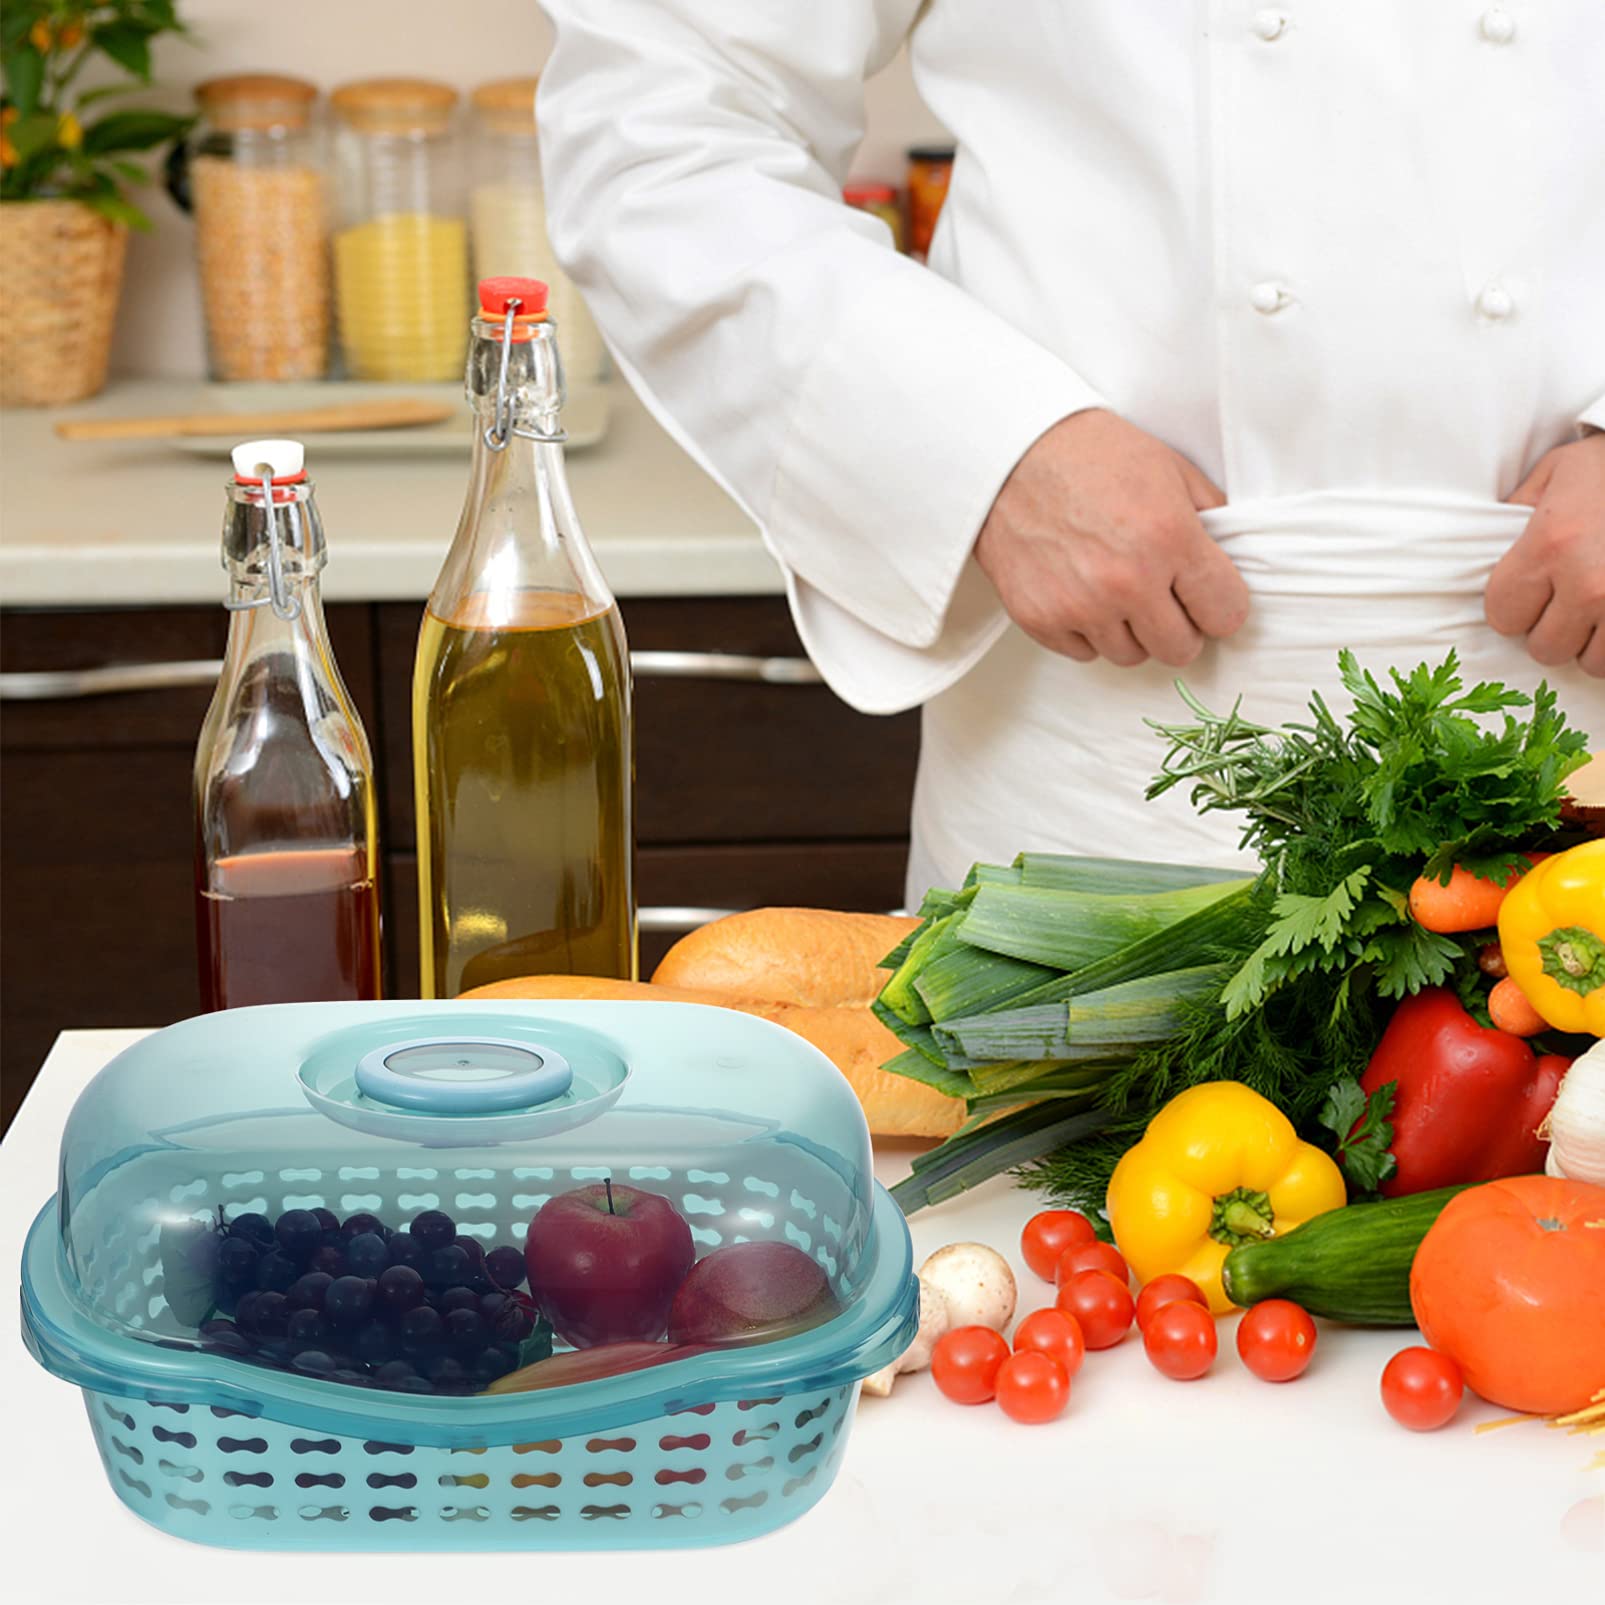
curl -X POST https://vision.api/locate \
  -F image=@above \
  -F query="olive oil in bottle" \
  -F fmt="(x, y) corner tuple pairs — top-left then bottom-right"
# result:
(413, 278), (635, 997)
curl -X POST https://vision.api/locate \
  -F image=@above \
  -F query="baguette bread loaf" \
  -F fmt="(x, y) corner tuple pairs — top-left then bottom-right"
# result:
(650, 908), (917, 1007)
(459, 972), (963, 1138)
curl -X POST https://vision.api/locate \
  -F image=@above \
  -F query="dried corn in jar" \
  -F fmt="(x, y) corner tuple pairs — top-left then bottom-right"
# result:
(188, 75), (330, 381)
(468, 77), (607, 385)
(329, 79), (468, 382)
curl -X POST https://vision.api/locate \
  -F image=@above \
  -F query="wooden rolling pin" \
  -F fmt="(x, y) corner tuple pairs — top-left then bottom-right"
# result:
(54, 397), (454, 442)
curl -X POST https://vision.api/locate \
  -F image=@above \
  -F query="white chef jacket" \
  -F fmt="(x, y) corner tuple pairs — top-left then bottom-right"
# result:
(536, 2), (1605, 901)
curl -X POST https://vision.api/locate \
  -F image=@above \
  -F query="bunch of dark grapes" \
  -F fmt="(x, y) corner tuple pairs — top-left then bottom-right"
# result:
(199, 1206), (537, 1396)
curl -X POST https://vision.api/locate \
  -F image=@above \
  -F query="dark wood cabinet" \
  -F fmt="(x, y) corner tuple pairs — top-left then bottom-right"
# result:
(1, 597), (917, 1129)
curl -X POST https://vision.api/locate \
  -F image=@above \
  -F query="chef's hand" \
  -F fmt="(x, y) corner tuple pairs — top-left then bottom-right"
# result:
(1488, 433), (1605, 678)
(974, 409), (1248, 667)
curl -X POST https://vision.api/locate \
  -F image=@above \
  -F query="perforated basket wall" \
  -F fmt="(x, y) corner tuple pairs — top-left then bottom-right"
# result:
(84, 1384), (853, 1550)
(70, 1155), (860, 1550)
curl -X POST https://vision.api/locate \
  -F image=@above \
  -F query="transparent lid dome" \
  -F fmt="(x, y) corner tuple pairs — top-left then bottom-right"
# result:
(23, 1001), (911, 1443)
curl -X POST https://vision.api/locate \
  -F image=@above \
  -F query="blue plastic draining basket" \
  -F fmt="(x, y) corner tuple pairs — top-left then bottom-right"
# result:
(20, 1000), (917, 1550)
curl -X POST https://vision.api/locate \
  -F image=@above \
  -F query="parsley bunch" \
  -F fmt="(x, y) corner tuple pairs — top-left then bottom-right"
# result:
(1146, 651), (1590, 1017)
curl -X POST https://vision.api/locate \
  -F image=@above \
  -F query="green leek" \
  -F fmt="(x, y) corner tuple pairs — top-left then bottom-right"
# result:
(913, 936), (1055, 1023)
(879, 912), (958, 1024)
(1014, 852), (1241, 893)
(881, 1049), (974, 1102)
(891, 1102), (1113, 1213)
(933, 965), (1227, 1062)
(957, 878), (1252, 969)
(996, 882), (1263, 1013)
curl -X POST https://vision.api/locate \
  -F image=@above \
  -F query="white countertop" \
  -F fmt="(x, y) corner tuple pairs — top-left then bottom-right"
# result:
(0, 380), (779, 607)
(4, 1028), (1601, 1605)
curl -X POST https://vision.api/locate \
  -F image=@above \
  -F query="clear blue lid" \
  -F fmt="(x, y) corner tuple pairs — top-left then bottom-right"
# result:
(22, 1001), (914, 1444)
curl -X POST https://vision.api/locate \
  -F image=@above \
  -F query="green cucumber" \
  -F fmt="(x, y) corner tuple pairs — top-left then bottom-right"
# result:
(1221, 1186), (1470, 1325)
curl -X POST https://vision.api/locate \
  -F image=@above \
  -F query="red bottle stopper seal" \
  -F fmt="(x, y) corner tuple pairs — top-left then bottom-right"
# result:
(478, 277), (550, 317)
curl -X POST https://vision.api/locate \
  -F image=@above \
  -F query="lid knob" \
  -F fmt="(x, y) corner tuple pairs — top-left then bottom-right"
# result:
(355, 1035), (573, 1115)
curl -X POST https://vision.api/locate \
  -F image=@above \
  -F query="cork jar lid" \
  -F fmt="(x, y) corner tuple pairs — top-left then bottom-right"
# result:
(471, 77), (539, 136)
(330, 78), (458, 137)
(195, 73), (318, 132)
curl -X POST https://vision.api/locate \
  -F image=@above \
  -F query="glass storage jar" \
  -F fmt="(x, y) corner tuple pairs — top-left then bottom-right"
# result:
(469, 77), (607, 386)
(905, 144), (955, 261)
(842, 180), (905, 252)
(329, 78), (468, 382)
(188, 74), (331, 381)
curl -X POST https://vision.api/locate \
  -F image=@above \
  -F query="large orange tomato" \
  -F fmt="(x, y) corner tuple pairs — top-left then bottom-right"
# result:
(1410, 1176), (1605, 1416)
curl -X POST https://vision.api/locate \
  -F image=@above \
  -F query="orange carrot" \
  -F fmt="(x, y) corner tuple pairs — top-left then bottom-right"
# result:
(1488, 977), (1547, 1038)
(1408, 856), (1545, 934)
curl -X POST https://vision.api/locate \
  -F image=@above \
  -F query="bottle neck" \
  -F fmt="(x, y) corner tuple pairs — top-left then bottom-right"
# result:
(432, 318), (613, 624)
(222, 478), (327, 614)
(467, 313), (564, 438)
(221, 478), (333, 648)
(224, 571), (329, 642)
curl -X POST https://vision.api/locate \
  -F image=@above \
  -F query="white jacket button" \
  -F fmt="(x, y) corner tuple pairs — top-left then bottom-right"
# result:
(1476, 283), (1514, 320)
(1252, 9), (1289, 41)
(1250, 281), (1291, 314)
(1479, 8), (1516, 43)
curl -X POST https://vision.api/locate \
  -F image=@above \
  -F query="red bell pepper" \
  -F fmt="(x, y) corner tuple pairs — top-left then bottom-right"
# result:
(1358, 987), (1569, 1197)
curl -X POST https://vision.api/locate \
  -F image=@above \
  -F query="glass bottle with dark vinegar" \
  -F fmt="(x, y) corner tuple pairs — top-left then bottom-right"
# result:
(194, 439), (382, 1008)
(413, 276), (635, 997)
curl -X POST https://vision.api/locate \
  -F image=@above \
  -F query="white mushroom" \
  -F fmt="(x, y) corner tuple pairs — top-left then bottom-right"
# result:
(918, 1241), (1017, 1333)
(862, 1277), (951, 1397)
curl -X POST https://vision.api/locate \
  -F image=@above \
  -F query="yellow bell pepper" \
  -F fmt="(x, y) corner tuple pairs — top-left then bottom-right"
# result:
(1498, 840), (1605, 1036)
(1107, 1081), (1347, 1314)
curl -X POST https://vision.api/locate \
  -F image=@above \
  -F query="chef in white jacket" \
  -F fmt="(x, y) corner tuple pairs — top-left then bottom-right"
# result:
(536, 3), (1605, 896)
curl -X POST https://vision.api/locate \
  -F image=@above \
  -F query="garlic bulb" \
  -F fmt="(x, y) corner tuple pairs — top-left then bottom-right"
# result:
(1544, 1040), (1605, 1186)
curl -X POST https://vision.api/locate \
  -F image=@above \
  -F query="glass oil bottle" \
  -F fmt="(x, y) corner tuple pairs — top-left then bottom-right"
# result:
(413, 277), (635, 997)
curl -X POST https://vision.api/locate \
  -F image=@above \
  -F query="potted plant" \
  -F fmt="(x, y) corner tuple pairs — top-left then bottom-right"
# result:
(1, 3), (189, 405)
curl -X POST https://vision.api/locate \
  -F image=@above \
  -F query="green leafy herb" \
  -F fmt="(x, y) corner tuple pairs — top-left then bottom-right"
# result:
(1318, 1078), (1398, 1194)
(1148, 650), (1589, 1019)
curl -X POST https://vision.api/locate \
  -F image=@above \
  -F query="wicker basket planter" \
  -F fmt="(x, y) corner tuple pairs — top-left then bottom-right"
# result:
(0, 199), (129, 407)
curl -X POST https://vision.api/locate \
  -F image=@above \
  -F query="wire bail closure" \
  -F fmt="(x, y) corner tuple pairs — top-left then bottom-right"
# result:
(483, 298), (568, 453)
(225, 464), (302, 622)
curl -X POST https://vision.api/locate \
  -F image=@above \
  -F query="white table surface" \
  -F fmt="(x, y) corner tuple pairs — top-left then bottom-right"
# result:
(4, 1031), (1601, 1605)
(0, 379), (778, 606)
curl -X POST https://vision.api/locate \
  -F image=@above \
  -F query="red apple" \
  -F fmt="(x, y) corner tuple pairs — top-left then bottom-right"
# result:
(667, 1240), (838, 1345)
(525, 1181), (694, 1348)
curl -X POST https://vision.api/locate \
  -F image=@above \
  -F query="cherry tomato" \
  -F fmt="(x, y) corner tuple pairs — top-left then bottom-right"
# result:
(1054, 1268), (1135, 1350)
(1053, 1240), (1130, 1289)
(1020, 1209), (1096, 1282)
(1012, 1307), (1086, 1380)
(1381, 1346), (1464, 1431)
(930, 1324), (1011, 1405)
(1142, 1299), (1217, 1380)
(995, 1350), (1070, 1424)
(1236, 1299), (1318, 1382)
(1135, 1274), (1208, 1332)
